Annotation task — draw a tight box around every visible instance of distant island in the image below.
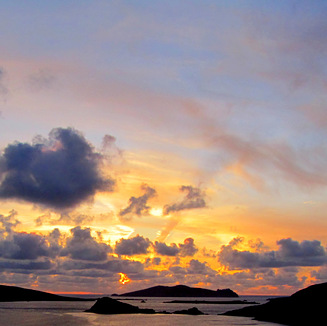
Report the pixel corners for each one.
[224,282,327,325]
[0,284,95,302]
[86,296,205,315]
[116,284,238,297]
[164,299,258,305]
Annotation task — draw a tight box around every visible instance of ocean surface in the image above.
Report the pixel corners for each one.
[0,296,284,326]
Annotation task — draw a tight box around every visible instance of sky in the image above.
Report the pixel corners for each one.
[0,0,327,296]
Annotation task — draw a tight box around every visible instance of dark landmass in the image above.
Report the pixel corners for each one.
[119,284,238,297]
[86,297,205,315]
[223,282,327,325]
[165,299,258,304]
[86,297,155,314]
[0,284,96,302]
[173,307,205,315]
[116,298,147,301]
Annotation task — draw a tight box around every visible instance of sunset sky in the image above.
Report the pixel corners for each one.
[1,0,327,296]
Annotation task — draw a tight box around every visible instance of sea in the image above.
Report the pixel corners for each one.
[0,296,284,326]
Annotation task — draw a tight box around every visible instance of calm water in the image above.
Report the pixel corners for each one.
[0,296,284,326]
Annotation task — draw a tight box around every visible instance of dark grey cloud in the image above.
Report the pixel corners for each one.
[154,241,180,256]
[47,228,62,257]
[179,237,198,257]
[0,259,53,271]
[0,232,51,260]
[187,259,208,274]
[153,238,198,257]
[218,237,327,269]
[115,235,151,256]
[0,127,115,210]
[169,259,216,277]
[119,184,156,221]
[277,238,325,258]
[61,226,112,261]
[163,185,206,215]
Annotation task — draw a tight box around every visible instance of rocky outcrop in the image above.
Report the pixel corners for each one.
[224,282,327,325]
[119,284,238,297]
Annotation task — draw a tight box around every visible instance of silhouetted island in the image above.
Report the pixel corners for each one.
[117,284,238,297]
[86,297,156,314]
[173,307,204,315]
[86,297,205,315]
[0,284,95,302]
[224,282,327,325]
[165,299,258,304]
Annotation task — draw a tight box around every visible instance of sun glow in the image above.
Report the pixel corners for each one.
[150,207,163,217]
[119,273,131,285]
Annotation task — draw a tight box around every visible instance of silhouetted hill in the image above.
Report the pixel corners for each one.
[224,282,327,325]
[0,284,94,302]
[118,284,238,297]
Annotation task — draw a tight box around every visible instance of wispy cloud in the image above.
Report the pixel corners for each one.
[163,185,206,215]
[119,184,156,221]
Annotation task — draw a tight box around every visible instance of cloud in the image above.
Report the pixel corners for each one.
[0,127,115,210]
[153,238,198,257]
[187,259,211,274]
[61,226,112,261]
[102,134,124,158]
[0,232,51,260]
[119,184,156,221]
[0,67,9,99]
[57,212,94,225]
[218,237,327,269]
[179,237,198,257]
[0,213,60,261]
[60,257,144,274]
[154,241,179,256]
[201,124,327,189]
[277,238,326,259]
[169,259,216,281]
[0,259,53,271]
[115,235,151,256]
[163,185,206,215]
[0,210,20,235]
[26,68,56,91]
[158,186,206,242]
